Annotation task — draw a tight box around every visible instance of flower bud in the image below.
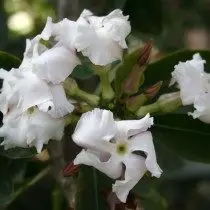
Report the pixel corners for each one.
[144,81,163,99]
[126,94,147,112]
[122,41,152,95]
[157,92,182,113]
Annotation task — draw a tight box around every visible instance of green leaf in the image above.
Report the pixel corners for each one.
[144,49,210,87]
[75,166,107,210]
[71,64,94,80]
[0,146,36,159]
[153,114,210,163]
[0,51,20,70]
[0,157,27,207]
[123,0,162,34]
[134,178,167,210]
[114,48,140,98]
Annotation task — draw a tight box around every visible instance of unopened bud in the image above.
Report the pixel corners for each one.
[64,77,78,95]
[123,65,145,94]
[158,92,182,113]
[144,81,163,99]
[126,94,147,112]
[136,91,182,116]
[63,161,80,177]
[138,40,153,66]
[122,41,152,95]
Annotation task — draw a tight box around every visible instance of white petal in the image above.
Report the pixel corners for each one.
[74,9,130,65]
[72,108,117,152]
[40,17,53,40]
[188,93,210,123]
[47,84,74,118]
[113,154,147,203]
[116,113,153,138]
[0,108,29,149]
[0,107,64,153]
[102,9,131,48]
[33,46,80,84]
[128,131,162,177]
[41,17,78,49]
[13,71,52,111]
[20,36,47,71]
[27,109,64,153]
[171,53,207,105]
[74,149,122,179]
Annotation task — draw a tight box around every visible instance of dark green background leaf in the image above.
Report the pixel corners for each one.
[75,166,107,210]
[0,147,36,159]
[0,51,20,70]
[144,50,210,87]
[124,0,162,34]
[153,114,210,163]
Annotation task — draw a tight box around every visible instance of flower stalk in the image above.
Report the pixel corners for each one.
[136,92,182,116]
[64,78,100,106]
[93,66,115,101]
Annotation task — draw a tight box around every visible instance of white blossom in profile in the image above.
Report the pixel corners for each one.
[170,53,207,105]
[74,9,131,65]
[72,108,162,202]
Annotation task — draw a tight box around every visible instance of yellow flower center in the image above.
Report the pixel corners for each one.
[116,143,127,156]
[27,107,35,115]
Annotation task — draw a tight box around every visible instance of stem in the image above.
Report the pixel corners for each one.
[8,167,50,206]
[76,88,100,106]
[136,102,159,117]
[64,78,99,107]
[64,114,79,127]
[94,66,114,101]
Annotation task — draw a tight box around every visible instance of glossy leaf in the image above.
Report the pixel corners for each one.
[0,147,36,159]
[144,49,210,87]
[75,166,107,210]
[0,157,27,207]
[0,51,20,70]
[152,114,210,163]
[134,178,167,210]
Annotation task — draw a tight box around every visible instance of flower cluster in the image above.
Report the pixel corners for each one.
[0,9,130,153]
[171,53,210,123]
[3,8,210,205]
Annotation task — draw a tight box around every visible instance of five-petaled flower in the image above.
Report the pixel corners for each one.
[72,108,162,202]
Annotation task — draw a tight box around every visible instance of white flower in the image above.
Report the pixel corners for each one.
[72,109,162,202]
[32,45,80,84]
[0,37,76,118]
[170,53,207,105]
[0,69,52,112]
[0,107,64,153]
[40,17,78,49]
[37,84,74,118]
[188,91,210,123]
[41,9,131,66]
[74,9,131,65]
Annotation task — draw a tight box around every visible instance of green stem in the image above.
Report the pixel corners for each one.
[136,102,160,117]
[64,78,99,106]
[64,114,79,126]
[94,66,114,101]
[8,167,50,206]
[136,92,182,117]
[75,88,100,106]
